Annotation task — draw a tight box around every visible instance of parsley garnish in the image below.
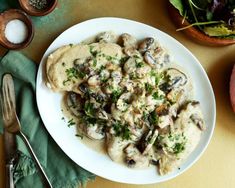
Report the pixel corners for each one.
[93,59,97,67]
[75,133,84,139]
[66,68,78,78]
[136,61,144,68]
[67,119,76,127]
[145,83,154,93]
[149,112,159,125]
[150,70,163,86]
[120,56,129,65]
[112,121,131,140]
[111,89,122,102]
[173,143,186,154]
[84,102,95,117]
[152,91,164,100]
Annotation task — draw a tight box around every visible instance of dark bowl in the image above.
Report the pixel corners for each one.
[19,0,58,16]
[168,3,235,46]
[0,9,34,50]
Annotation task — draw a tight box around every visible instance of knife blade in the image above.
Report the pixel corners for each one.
[3,128,17,188]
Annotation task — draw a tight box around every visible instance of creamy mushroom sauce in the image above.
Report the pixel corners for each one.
[46,32,206,175]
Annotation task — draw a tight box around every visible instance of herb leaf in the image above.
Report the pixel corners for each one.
[112,121,131,140]
[67,119,76,127]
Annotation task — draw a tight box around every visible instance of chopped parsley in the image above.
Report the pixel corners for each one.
[106,55,112,61]
[111,89,122,102]
[75,133,84,139]
[93,58,97,67]
[133,54,141,59]
[82,115,96,124]
[120,56,129,65]
[67,119,76,127]
[145,83,154,93]
[64,67,85,85]
[66,67,78,79]
[112,121,131,140]
[150,70,163,86]
[129,73,138,80]
[84,102,95,117]
[173,142,186,154]
[142,111,148,121]
[135,61,144,68]
[152,91,164,100]
[148,111,159,125]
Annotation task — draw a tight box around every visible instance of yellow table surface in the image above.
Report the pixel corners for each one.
[1,0,235,187]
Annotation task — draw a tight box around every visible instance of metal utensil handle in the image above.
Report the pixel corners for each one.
[6,162,14,188]
[19,131,53,188]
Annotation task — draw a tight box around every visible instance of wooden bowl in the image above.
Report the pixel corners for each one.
[168,3,235,46]
[0,9,34,50]
[19,0,58,16]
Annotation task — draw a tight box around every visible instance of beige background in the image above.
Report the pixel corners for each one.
[1,0,235,187]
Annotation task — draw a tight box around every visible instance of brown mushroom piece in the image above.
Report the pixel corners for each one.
[176,101,206,131]
[137,129,159,155]
[78,82,90,95]
[189,101,206,130]
[144,48,170,69]
[66,92,83,116]
[74,57,95,77]
[121,33,138,48]
[124,143,149,168]
[138,37,155,53]
[96,31,117,43]
[160,68,188,93]
[106,133,130,162]
[85,124,105,140]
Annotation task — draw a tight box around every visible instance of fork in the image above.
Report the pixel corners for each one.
[1,74,53,188]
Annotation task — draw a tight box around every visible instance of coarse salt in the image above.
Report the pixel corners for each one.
[4,19,28,44]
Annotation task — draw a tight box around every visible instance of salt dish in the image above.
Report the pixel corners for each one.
[0,9,34,50]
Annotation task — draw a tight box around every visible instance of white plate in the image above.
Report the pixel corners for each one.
[36,17,216,184]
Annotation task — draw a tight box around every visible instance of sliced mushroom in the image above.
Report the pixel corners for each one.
[144,48,170,69]
[106,133,130,162]
[99,69,110,81]
[176,101,206,131]
[85,124,105,140]
[155,104,169,116]
[189,102,206,130]
[124,143,149,168]
[78,82,90,95]
[138,37,155,53]
[158,115,173,129]
[88,75,101,86]
[121,33,138,48]
[66,92,83,116]
[97,109,109,120]
[138,129,158,155]
[111,69,123,84]
[123,57,136,74]
[116,92,132,111]
[123,48,140,57]
[96,31,117,43]
[90,91,108,103]
[166,68,187,90]
[74,57,95,77]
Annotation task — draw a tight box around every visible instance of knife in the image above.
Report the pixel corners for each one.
[3,128,17,188]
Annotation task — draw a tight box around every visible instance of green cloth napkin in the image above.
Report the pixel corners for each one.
[0,51,95,188]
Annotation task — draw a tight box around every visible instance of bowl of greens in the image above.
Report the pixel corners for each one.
[169,0,235,46]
